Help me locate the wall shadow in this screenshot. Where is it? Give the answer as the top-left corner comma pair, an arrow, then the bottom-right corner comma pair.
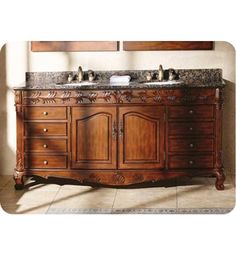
0,44 -> 15,176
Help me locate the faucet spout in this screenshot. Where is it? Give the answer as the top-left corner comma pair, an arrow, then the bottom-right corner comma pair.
77,66 -> 83,82
158,65 -> 164,81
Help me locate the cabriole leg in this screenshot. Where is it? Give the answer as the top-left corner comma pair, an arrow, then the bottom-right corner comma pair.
215,169 -> 225,190
14,169 -> 24,190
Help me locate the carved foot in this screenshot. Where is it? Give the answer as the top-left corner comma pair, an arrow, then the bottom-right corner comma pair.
14,183 -> 24,190
13,169 -> 24,190
215,170 -> 225,190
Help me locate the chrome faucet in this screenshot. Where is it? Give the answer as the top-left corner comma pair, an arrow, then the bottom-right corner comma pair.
77,66 -> 83,82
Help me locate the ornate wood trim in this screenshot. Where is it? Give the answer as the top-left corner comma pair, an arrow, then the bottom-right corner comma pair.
22,88 -> 216,106
25,169 -> 221,186
14,91 -> 25,188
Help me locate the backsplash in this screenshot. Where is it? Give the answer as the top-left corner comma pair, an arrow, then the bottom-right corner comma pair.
26,69 -> 223,86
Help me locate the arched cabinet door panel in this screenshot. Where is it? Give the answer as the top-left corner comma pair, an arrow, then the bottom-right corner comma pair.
71,107 -> 117,169
118,106 -> 165,169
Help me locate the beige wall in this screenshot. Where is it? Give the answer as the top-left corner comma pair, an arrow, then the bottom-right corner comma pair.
0,41 -> 235,175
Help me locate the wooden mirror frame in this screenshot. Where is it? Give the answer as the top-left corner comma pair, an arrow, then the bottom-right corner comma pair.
31,41 -> 119,52
123,41 -> 213,51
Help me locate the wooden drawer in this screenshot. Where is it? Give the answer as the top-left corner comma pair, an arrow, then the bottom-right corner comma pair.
25,155 -> 67,169
169,138 -> 214,152
168,154 -> 214,169
25,139 -> 67,152
25,123 -> 67,136
168,105 -> 214,119
168,122 -> 214,136
24,107 -> 67,120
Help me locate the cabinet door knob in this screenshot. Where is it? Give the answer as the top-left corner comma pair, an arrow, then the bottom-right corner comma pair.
189,127 -> 193,131
43,111 -> 48,116
189,110 -> 194,114
43,128 -> 48,132
43,160 -> 48,165
43,144 -> 48,148
189,143 -> 194,148
189,160 -> 194,165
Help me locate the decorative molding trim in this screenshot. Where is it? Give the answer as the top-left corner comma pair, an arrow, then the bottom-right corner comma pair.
22,88 -> 216,105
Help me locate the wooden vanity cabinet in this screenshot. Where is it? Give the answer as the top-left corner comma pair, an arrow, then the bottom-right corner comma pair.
14,87 -> 225,190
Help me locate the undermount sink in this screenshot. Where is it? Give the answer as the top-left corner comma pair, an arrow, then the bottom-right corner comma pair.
144,80 -> 183,85
56,81 -> 97,86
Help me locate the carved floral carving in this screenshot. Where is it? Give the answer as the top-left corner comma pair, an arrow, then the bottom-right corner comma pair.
88,92 -> 97,102
42,91 -> 57,104
76,92 -> 84,103
84,173 -> 101,183
22,89 -> 216,105
16,150 -> 24,171
138,91 -> 147,102
15,91 -> 22,105
133,173 -> 144,182
112,172 -> 125,184
153,91 -> 162,102
103,91 -> 112,102
61,91 -> 71,103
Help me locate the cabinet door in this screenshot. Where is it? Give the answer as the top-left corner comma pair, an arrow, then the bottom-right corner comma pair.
118,106 -> 165,169
71,107 -> 117,169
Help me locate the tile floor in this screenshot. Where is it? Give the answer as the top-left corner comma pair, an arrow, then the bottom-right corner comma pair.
0,174 -> 235,214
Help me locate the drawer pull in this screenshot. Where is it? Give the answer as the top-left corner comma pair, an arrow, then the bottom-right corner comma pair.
43,128 -> 48,132
189,110 -> 194,114
189,143 -> 194,148
189,127 -> 193,131
43,160 -> 48,165
189,160 -> 194,165
43,144 -> 48,148
43,111 -> 48,116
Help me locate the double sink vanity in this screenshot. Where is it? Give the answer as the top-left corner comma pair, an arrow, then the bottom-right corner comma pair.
13,68 -> 225,190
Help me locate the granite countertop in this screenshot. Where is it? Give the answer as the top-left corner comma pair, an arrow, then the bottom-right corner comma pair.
14,80 -> 225,90
13,69 -> 225,90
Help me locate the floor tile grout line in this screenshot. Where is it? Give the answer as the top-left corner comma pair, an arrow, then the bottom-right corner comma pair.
46,186 -> 61,213
111,189 -> 118,210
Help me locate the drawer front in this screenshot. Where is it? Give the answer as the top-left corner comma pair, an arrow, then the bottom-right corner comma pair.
25,123 -> 67,136
168,122 -> 214,136
24,107 -> 67,120
25,139 -> 67,152
25,155 -> 67,169
168,105 -> 214,119
168,155 -> 214,169
169,138 -> 214,152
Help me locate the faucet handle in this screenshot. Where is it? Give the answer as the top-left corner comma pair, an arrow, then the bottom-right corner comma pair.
67,73 -> 73,83
88,70 -> 95,82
